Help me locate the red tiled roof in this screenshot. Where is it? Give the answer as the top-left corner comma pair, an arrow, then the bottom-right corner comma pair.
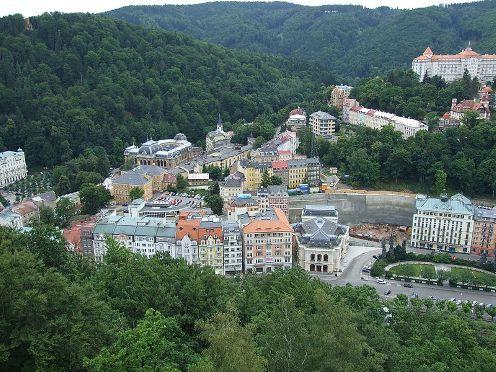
272,160 -> 288,170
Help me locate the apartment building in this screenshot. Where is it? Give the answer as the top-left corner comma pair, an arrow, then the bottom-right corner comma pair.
410,193 -> 474,253
257,185 -> 289,216
472,207 -> 496,256
242,208 -> 293,274
92,215 -> 176,262
287,158 -> 321,188
309,111 -> 336,138
0,149 -> 27,187
222,221 -> 243,274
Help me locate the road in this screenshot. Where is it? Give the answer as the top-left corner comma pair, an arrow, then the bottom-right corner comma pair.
313,247 -> 496,305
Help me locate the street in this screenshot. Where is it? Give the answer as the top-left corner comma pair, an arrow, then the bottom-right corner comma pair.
313,246 -> 496,305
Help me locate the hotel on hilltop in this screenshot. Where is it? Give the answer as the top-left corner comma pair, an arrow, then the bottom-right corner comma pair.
412,46 -> 496,82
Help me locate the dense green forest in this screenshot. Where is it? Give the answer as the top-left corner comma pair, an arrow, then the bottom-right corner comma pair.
108,0 -> 496,80
0,13 -> 332,169
1,225 -> 496,371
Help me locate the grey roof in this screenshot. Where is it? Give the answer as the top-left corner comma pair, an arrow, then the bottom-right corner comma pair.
222,220 -> 241,233
199,220 -> 222,228
288,157 -> 320,167
299,218 -> 348,248
221,178 -> 243,188
267,185 -> 288,196
415,193 -> 474,215
232,195 -> 257,207
302,205 -> 338,217
311,111 -> 336,120
133,165 -> 166,176
113,172 -> 149,185
93,216 -> 175,238
33,191 -> 56,202
474,206 -> 496,221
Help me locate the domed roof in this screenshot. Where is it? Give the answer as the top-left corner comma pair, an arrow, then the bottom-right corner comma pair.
458,47 -> 480,58
174,133 -> 187,141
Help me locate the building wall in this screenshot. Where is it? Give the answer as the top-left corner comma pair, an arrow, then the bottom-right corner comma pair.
112,181 -> 153,203
410,210 -> 474,253
243,230 -> 293,273
0,150 -> 27,187
472,219 -> 496,256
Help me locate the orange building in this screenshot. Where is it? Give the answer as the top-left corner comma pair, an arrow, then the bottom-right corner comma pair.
242,207 -> 293,273
472,207 -> 496,256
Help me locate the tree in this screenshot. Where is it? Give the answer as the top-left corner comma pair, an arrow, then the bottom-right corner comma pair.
270,175 -> 283,185
462,110 -> 480,128
210,182 -> 220,196
206,194 -> 223,215
432,169 -> 447,196
129,187 -> 144,201
253,136 -> 266,149
261,170 -> 271,188
195,305 -> 266,372
55,198 -> 77,228
55,174 -> 71,196
347,148 -> 380,187
39,206 -> 57,226
79,184 -> 111,215
176,174 -> 188,192
85,309 -> 198,371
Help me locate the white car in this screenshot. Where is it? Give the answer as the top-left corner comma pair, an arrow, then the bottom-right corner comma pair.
376,279 -> 386,284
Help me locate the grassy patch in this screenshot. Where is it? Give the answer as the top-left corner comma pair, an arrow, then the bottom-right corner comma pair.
389,263 -> 437,279
448,268 -> 496,287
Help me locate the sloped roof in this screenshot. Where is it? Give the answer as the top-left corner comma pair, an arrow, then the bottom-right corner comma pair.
113,172 -> 150,186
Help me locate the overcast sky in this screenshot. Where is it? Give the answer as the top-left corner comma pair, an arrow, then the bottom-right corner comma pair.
0,0 -> 479,17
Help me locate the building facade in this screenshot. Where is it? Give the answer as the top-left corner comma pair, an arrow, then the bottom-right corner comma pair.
286,107 -> 307,131
206,116 -> 232,152
329,85 -> 352,110
222,221 -> 243,274
124,134 -> 202,168
309,111 -> 336,138
472,207 -> 496,256
343,100 -> 428,138
242,208 -> 293,274
301,205 -> 338,223
0,150 -> 27,187
297,217 -> 349,274
92,215 -> 176,262
257,185 -> 289,216
112,171 -> 153,203
412,46 -> 496,83
410,193 -> 474,253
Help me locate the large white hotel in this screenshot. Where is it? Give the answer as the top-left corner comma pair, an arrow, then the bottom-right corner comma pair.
412,46 -> 496,82
0,150 -> 27,187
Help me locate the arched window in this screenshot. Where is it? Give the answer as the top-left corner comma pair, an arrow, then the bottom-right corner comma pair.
310,264 -> 315,272
310,253 -> 315,261
323,254 -> 328,262
317,254 -> 322,261
323,265 -> 328,273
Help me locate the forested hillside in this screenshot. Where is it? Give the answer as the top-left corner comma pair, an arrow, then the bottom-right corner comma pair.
108,1 -> 496,80
2,225 -> 496,371
0,13 -> 332,169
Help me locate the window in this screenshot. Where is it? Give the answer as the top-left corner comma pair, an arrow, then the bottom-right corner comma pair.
310,253 -> 315,261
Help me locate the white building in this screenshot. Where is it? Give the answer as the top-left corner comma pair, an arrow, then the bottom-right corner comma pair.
297,217 -> 349,274
92,215 -> 176,262
412,46 -> 496,83
286,107 -> 307,131
0,149 -> 27,187
222,221 -> 243,274
309,111 -> 336,138
343,101 -> 427,138
410,193 -> 475,253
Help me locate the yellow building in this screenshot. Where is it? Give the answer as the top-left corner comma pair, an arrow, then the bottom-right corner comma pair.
243,161 -> 273,191
112,172 -> 153,204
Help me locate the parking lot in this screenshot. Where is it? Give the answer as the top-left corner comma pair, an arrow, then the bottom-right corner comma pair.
152,191 -> 205,209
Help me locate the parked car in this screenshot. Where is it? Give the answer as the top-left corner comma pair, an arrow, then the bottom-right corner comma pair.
384,290 -> 391,295
377,279 -> 386,284
403,283 -> 413,288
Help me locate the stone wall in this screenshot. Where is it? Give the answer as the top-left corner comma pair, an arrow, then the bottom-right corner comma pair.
289,192 -> 416,226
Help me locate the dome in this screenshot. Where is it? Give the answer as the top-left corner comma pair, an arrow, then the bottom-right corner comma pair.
174,133 -> 187,141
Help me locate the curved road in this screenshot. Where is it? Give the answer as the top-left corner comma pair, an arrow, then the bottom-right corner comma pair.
313,247 -> 496,305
